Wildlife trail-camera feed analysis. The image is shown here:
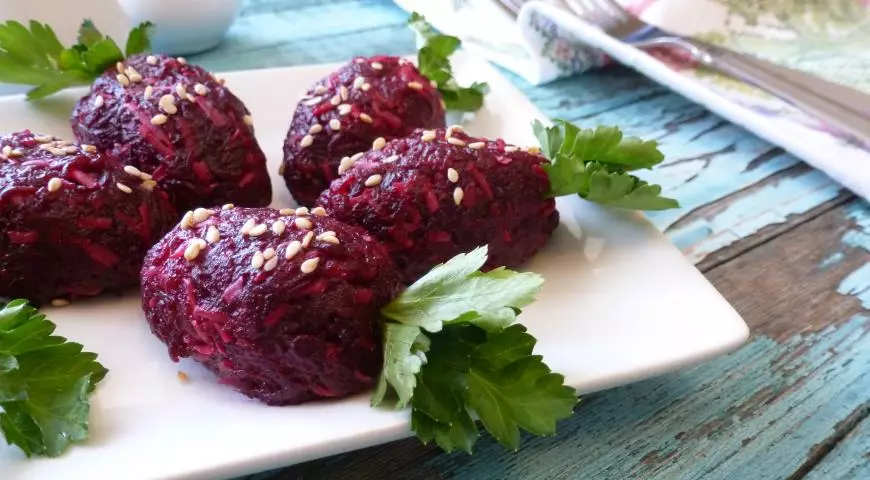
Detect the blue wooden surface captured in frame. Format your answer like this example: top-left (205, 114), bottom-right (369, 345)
top-left (186, 0), bottom-right (870, 478)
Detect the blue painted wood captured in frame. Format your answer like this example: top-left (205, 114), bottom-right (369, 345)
top-left (805, 415), bottom-right (870, 480)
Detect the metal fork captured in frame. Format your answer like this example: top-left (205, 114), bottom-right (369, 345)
top-left (500, 0), bottom-right (870, 147)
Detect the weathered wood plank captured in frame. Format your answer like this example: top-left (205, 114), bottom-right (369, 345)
top-left (804, 414), bottom-right (870, 480)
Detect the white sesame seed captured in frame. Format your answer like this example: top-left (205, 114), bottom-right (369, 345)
top-left (240, 218), bottom-right (256, 235)
top-left (116, 183), bottom-right (133, 194)
top-left (263, 256), bottom-right (279, 272)
top-left (263, 247), bottom-right (276, 260)
top-left (300, 135), bottom-right (314, 148)
top-left (371, 61), bottom-right (383, 70)
top-left (430, 80), bottom-right (438, 88)
top-left (151, 114), bottom-right (168, 126)
top-left (146, 55), bottom-right (158, 65)
top-left (116, 74), bottom-right (130, 86)
top-left (187, 93), bottom-right (197, 102)
top-left (330, 95), bottom-right (341, 106)
top-left (300, 257), bottom-right (320, 274)
top-left (129, 73), bottom-right (143, 83)
top-left (174, 84), bottom-right (187, 98)
top-left (242, 115), bottom-right (253, 126)
top-left (304, 96), bottom-right (322, 106)
top-left (440, 99), bottom-right (447, 109)
top-left (355, 58), bottom-right (366, 64)
top-left (124, 165), bottom-right (143, 177)
top-left (313, 85), bottom-right (328, 95)
top-left (450, 124), bottom-right (464, 133)
top-left (383, 155), bottom-right (399, 163)
top-left (144, 85), bottom-right (154, 100)
top-left (139, 171), bottom-right (153, 180)
top-left (285, 240), bottom-right (302, 259)
top-left (309, 124), bottom-right (323, 134)
top-left (421, 131), bottom-right (436, 142)
top-left (447, 137), bottom-right (467, 147)
top-left (177, 57), bottom-right (187, 65)
top-left (407, 81), bottom-right (423, 90)
top-left (126, 66), bottom-right (141, 80)
top-left (47, 177), bottom-right (63, 192)
top-left (504, 146), bottom-right (519, 153)
top-left (353, 76), bottom-right (366, 88)
top-left (193, 238), bottom-right (207, 249)
top-left (248, 223), bottom-right (268, 237)
top-left (180, 211), bottom-right (195, 229)
top-left (140, 179), bottom-right (157, 191)
top-left (365, 174), bottom-right (383, 187)
top-left (302, 231), bottom-right (315, 247)
top-left (251, 251), bottom-right (265, 269)
top-left (159, 94), bottom-right (178, 115)
top-left (338, 156), bottom-right (354, 175)
top-left (311, 206), bottom-right (327, 217)
top-left (49, 148), bottom-right (66, 156)
top-left (295, 206), bottom-right (310, 216)
top-left (222, 203), bottom-right (234, 210)
top-left (527, 146), bottom-right (541, 154)
top-left (50, 298), bottom-right (70, 307)
top-left (340, 86), bottom-right (349, 101)
top-left (469, 142), bottom-right (486, 150)
top-left (271, 220), bottom-right (286, 235)
top-left (321, 235), bottom-right (340, 245)
top-left (184, 242), bottom-right (201, 261)
top-left (316, 231), bottom-right (337, 240)
top-left (447, 168), bottom-right (459, 183)
top-left (359, 113), bottom-right (373, 124)
top-left (453, 187), bottom-right (464, 206)
top-left (372, 137), bottom-right (386, 151)
top-left (361, 83), bottom-right (371, 91)
top-left (295, 217), bottom-right (313, 229)
top-left (278, 163), bottom-right (286, 175)
top-left (206, 225), bottom-right (221, 243)
top-left (194, 83), bottom-right (209, 96)
top-left (279, 208), bottom-right (294, 215)
top-left (82, 144), bottom-right (97, 153)
top-left (192, 208), bottom-right (214, 223)
top-left (9, 148), bottom-right (22, 157)
top-left (34, 135), bottom-right (53, 143)
top-left (116, 62), bottom-right (125, 73)
top-left (2, 145), bottom-right (11, 157)
top-left (351, 152), bottom-right (365, 162)
top-left (63, 146), bottom-right (78, 154)
top-left (329, 119), bottom-right (341, 131)
top-left (338, 104), bottom-right (352, 116)
top-left (94, 95), bottom-right (105, 108)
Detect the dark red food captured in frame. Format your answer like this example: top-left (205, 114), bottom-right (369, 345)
top-left (71, 54), bottom-right (271, 212)
top-left (141, 206), bottom-right (403, 405)
top-left (281, 55), bottom-right (446, 206)
top-left (317, 128), bottom-right (559, 283)
top-left (0, 131), bottom-right (177, 304)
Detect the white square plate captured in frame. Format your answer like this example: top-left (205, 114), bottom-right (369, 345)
top-left (0, 52), bottom-right (749, 480)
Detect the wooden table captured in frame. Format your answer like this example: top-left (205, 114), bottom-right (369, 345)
top-left (191, 1), bottom-right (870, 478)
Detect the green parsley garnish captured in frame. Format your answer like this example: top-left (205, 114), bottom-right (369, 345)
top-left (373, 247), bottom-right (577, 452)
top-left (0, 19), bottom-right (154, 100)
top-left (533, 119), bottom-right (680, 210)
top-left (0, 300), bottom-right (107, 457)
top-left (408, 13), bottom-right (488, 113)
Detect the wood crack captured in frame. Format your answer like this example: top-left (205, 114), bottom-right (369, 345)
top-left (787, 401), bottom-right (870, 479)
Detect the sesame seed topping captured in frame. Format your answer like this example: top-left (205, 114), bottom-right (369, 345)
top-left (311, 206), bottom-right (327, 217)
top-left (63, 146), bottom-right (78, 154)
top-left (447, 168), bottom-right (459, 183)
top-left (407, 81), bottom-right (423, 90)
top-left (469, 142), bottom-right (486, 149)
top-left (1, 146), bottom-right (10, 157)
top-left (194, 83), bottom-right (209, 95)
top-left (144, 85), bottom-right (154, 100)
top-left (47, 177), bottom-right (63, 192)
top-left (263, 247), bottom-right (276, 260)
top-left (49, 148), bottom-right (66, 156)
top-left (175, 85), bottom-right (187, 99)
top-left (338, 157), bottom-right (354, 175)
top-left (322, 236), bottom-right (340, 245)
top-left (295, 206), bottom-right (310, 216)
top-left (279, 208), bottom-right (294, 215)
top-left (430, 80), bottom-right (438, 88)
top-left (340, 86), bottom-right (349, 101)
top-left (313, 85), bottom-right (328, 95)
top-left (51, 298), bottom-right (70, 307)
top-left (365, 174), bottom-right (383, 187)
top-left (141, 180), bottom-right (157, 191)
top-left (355, 58), bottom-right (366, 64)
top-left (124, 165), bottom-right (143, 177)
top-left (285, 241), bottom-right (302, 259)
top-left (180, 211), bottom-right (195, 229)
top-left (383, 155), bottom-right (399, 163)
top-left (271, 220), bottom-right (286, 235)
top-left (527, 146), bottom-right (541, 154)
top-left (359, 113), bottom-right (373, 124)
top-left (504, 146), bottom-right (519, 153)
top-left (240, 218), bottom-right (256, 235)
top-left (126, 67), bottom-right (142, 83)
top-left (330, 95), bottom-right (341, 106)
top-left (116, 74), bottom-right (130, 86)
top-left (372, 137), bottom-right (386, 151)
top-left (447, 137), bottom-right (467, 147)
top-left (151, 114), bottom-right (168, 126)
top-left (34, 135), bottom-right (53, 143)
top-left (361, 83), bottom-right (371, 91)
top-left (421, 131), bottom-right (436, 142)
top-left (206, 225), bottom-right (221, 243)
top-left (177, 57), bottom-right (187, 65)
top-left (82, 144), bottom-right (97, 153)
top-left (295, 217), bottom-right (313, 229)
top-left (192, 208), bottom-right (214, 223)
top-left (440, 99), bottom-right (447, 109)
top-left (243, 115), bottom-right (253, 125)
top-left (309, 124), bottom-right (323, 134)
top-left (351, 152), bottom-right (365, 161)
top-left (454, 187), bottom-right (464, 205)
top-left (263, 256), bottom-right (279, 272)
top-left (248, 223), bottom-right (268, 237)
top-left (300, 257), bottom-right (320, 274)
top-left (371, 61), bottom-right (383, 70)
top-left (184, 242), bottom-right (201, 261)
top-left (300, 135), bottom-right (314, 148)
top-left (159, 94), bottom-right (178, 114)
top-left (177, 371), bottom-right (189, 382)
top-left (301, 231), bottom-right (315, 247)
top-left (116, 183), bottom-right (133, 194)
top-left (187, 93), bottom-right (197, 102)
top-left (353, 76), bottom-right (366, 88)
top-left (139, 171), bottom-right (153, 180)
top-left (94, 95), bottom-right (104, 108)
top-left (146, 55), bottom-right (158, 65)
top-left (251, 251), bottom-right (265, 269)
top-left (222, 203), bottom-right (234, 210)
top-left (303, 96), bottom-right (322, 106)
top-left (278, 163), bottom-right (286, 175)
top-left (316, 231), bottom-right (337, 240)
top-left (338, 104), bottom-right (352, 115)
top-left (329, 119), bottom-right (341, 131)
top-left (116, 62), bottom-right (125, 73)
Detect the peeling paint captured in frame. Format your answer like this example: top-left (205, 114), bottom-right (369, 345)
top-left (820, 252), bottom-right (846, 270)
top-left (835, 201), bottom-right (870, 308)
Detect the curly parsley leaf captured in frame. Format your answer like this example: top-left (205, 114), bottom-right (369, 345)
top-left (373, 247), bottom-right (576, 453)
top-left (0, 19), bottom-right (153, 100)
top-left (533, 119), bottom-right (679, 210)
top-left (0, 300), bottom-right (107, 457)
top-left (408, 12), bottom-right (488, 112)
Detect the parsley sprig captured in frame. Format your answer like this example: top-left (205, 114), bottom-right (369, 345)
top-left (0, 19), bottom-right (154, 100)
top-left (533, 119), bottom-right (679, 210)
top-left (373, 247), bottom-right (577, 452)
top-left (408, 13), bottom-right (488, 113)
top-left (0, 300), bottom-right (107, 457)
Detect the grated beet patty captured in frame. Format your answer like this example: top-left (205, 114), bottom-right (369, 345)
top-left (140, 206), bottom-right (403, 405)
top-left (0, 131), bottom-right (177, 304)
top-left (71, 54), bottom-right (271, 212)
top-left (281, 55), bottom-right (445, 206)
top-left (317, 127), bottom-right (559, 283)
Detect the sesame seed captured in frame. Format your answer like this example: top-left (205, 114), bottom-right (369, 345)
top-left (421, 131), bottom-right (436, 142)
top-left (51, 298), bottom-right (70, 307)
top-left (6, 148), bottom-right (19, 158)
top-left (430, 79), bottom-right (438, 88)
top-left (338, 157), bottom-right (354, 175)
top-left (351, 152), bottom-right (365, 162)
top-left (141, 180), bottom-right (157, 191)
top-left (300, 135), bottom-right (314, 148)
top-left (271, 220), bottom-right (286, 236)
top-left (295, 206), bottom-right (310, 216)
top-left (527, 146), bottom-right (541, 154)
top-left (469, 142), bottom-right (486, 149)
top-left (116, 74), bottom-right (130, 86)
top-left (440, 99), bottom-right (447, 109)
top-left (330, 95), bottom-right (341, 106)
top-left (206, 225), bottom-right (220, 243)
top-left (159, 95), bottom-right (178, 115)
top-left (187, 93), bottom-right (197, 102)
top-left (321, 235), bottom-right (340, 245)
top-left (34, 135), bottom-right (53, 143)
top-left (301, 231), bottom-right (314, 247)
top-left (295, 217), bottom-right (313, 229)
top-left (447, 168), bottom-right (459, 183)
top-left (177, 57), bottom-right (187, 64)
top-left (151, 114), bottom-right (168, 125)
top-left (450, 124), bottom-right (464, 133)
top-left (311, 206), bottom-right (327, 217)
top-left (240, 218), bottom-right (256, 235)
top-left (340, 86), bottom-right (349, 101)
top-left (304, 97), bottom-right (322, 106)
top-left (263, 256), bottom-right (279, 272)
top-left (184, 242), bottom-right (201, 261)
top-left (365, 174), bottom-right (383, 187)
top-left (285, 240), bottom-right (302, 259)
top-left (371, 61), bottom-right (383, 70)
top-left (504, 146), bottom-right (519, 153)
top-left (116, 62), bottom-right (125, 73)
top-left (447, 137), bottom-right (467, 147)
top-left (63, 146), bottom-right (78, 154)
top-left (383, 155), bottom-right (399, 163)
top-left (361, 83), bottom-right (371, 91)
top-left (453, 187), bottom-right (464, 206)
top-left (139, 172), bottom-right (153, 180)
top-left (338, 104), bottom-right (352, 115)
top-left (49, 148), bottom-right (66, 156)
top-left (47, 177), bottom-right (63, 192)
top-left (279, 208), bottom-right (294, 215)
top-left (124, 165), bottom-right (143, 177)
top-left (251, 251), bottom-right (265, 269)
top-left (144, 85), bottom-right (154, 100)
top-left (248, 223), bottom-right (268, 237)
top-left (94, 95), bottom-right (105, 108)
top-left (329, 119), bottom-right (341, 131)
top-left (309, 124), bottom-right (323, 134)
top-left (192, 208), bottom-right (214, 223)
top-left (180, 211), bottom-right (195, 229)
top-left (174, 84), bottom-right (187, 98)
top-left (82, 144), bottom-right (97, 153)
top-left (243, 115), bottom-right (253, 126)
top-left (300, 257), bottom-right (320, 274)
top-left (316, 231), bottom-right (337, 240)
top-left (194, 83), bottom-right (209, 95)
top-left (146, 55), bottom-right (158, 65)
top-left (372, 137), bottom-right (386, 151)
top-left (126, 66), bottom-right (142, 82)
top-left (263, 247), bottom-right (276, 260)
top-left (407, 81), bottom-right (423, 90)
top-left (222, 203), bottom-right (235, 210)
top-left (353, 76), bottom-right (366, 88)
top-left (177, 371), bottom-right (189, 382)
top-left (359, 113), bottom-right (373, 124)
top-left (116, 183), bottom-right (133, 194)
top-left (278, 163), bottom-right (286, 175)
top-left (355, 58), bottom-right (366, 64)
top-left (1, 146), bottom-right (11, 157)
top-left (313, 85), bottom-right (328, 95)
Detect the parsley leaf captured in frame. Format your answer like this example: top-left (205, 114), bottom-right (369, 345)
top-left (373, 247), bottom-right (577, 453)
top-left (0, 19), bottom-right (153, 100)
top-left (408, 13), bottom-right (488, 112)
top-left (0, 300), bottom-right (107, 457)
top-left (533, 119), bottom-right (680, 210)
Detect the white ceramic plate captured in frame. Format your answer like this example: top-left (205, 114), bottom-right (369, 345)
top-left (0, 52), bottom-right (749, 480)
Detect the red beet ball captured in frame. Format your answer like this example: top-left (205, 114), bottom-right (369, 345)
top-left (0, 131), bottom-right (177, 304)
top-left (317, 127), bottom-right (559, 283)
top-left (281, 55), bottom-right (446, 206)
top-left (71, 54), bottom-right (271, 212)
top-left (140, 206), bottom-right (403, 405)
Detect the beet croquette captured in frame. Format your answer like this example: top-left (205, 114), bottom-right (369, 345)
top-left (71, 54), bottom-right (271, 212)
top-left (0, 131), bottom-right (177, 304)
top-left (281, 55), bottom-right (446, 206)
top-left (140, 206), bottom-right (404, 405)
top-left (317, 127), bottom-right (559, 283)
